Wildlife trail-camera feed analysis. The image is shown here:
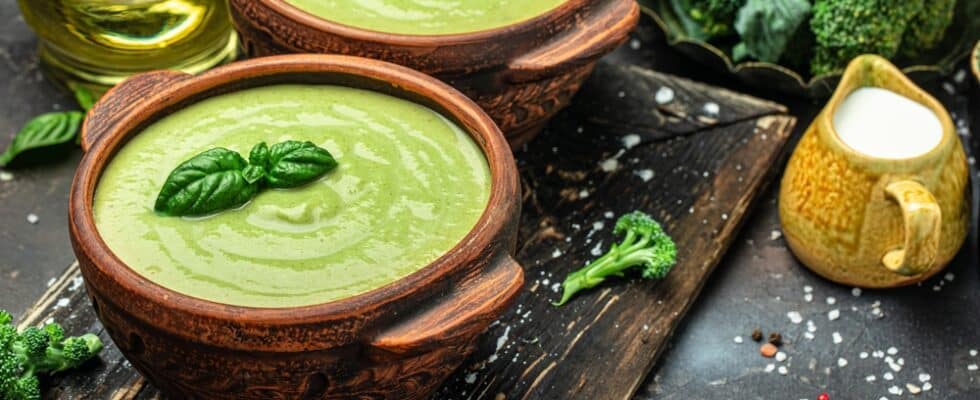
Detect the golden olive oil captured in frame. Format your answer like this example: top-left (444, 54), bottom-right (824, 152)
top-left (17, 0), bottom-right (237, 90)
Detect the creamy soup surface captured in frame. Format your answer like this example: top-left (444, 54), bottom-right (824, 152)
top-left (94, 84), bottom-right (490, 308)
top-left (285, 0), bottom-right (566, 35)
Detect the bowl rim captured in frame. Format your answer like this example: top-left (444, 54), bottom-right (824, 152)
top-left (251, 0), bottom-right (588, 45)
top-left (70, 55), bottom-right (519, 327)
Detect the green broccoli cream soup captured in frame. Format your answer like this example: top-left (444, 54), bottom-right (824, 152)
top-left (284, 0), bottom-right (566, 35)
top-left (93, 85), bottom-right (491, 308)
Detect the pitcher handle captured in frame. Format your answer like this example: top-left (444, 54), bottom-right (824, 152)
top-left (882, 180), bottom-right (941, 276)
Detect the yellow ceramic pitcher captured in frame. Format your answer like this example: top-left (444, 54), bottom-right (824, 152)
top-left (779, 55), bottom-right (970, 288)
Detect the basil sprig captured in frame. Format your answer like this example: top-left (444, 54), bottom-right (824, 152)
top-left (0, 111), bottom-right (83, 167)
top-left (0, 85), bottom-right (101, 167)
top-left (154, 140), bottom-right (338, 217)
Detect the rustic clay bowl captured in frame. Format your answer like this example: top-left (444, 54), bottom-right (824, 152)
top-left (228, 0), bottom-right (639, 146)
top-left (69, 55), bottom-right (523, 399)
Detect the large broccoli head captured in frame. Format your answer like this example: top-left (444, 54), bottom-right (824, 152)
top-left (810, 0), bottom-right (924, 76)
top-left (901, 0), bottom-right (956, 58)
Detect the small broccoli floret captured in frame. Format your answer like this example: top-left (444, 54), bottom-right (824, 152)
top-left (809, 0), bottom-right (923, 76)
top-left (901, 0), bottom-right (956, 58)
top-left (554, 211), bottom-right (678, 306)
top-left (0, 310), bottom-right (103, 399)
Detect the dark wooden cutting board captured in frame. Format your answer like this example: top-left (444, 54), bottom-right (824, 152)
top-left (15, 60), bottom-right (794, 399)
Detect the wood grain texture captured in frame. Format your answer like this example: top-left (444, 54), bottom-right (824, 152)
top-left (24, 60), bottom-right (793, 399)
top-left (228, 0), bottom-right (638, 146)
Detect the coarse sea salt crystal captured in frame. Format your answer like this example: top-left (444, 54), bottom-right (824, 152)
top-left (807, 320), bottom-right (817, 333)
top-left (604, 211), bottom-right (615, 219)
top-left (923, 382), bottom-right (932, 391)
top-left (655, 87), bottom-right (674, 104)
top-left (600, 158), bottom-right (619, 172)
top-left (884, 372), bottom-right (894, 380)
top-left (832, 332), bottom-right (842, 344)
top-left (888, 386), bottom-right (903, 395)
top-left (621, 134), bottom-right (641, 149)
top-left (804, 285), bottom-right (813, 293)
top-left (465, 373), bottom-right (477, 384)
top-left (775, 352), bottom-right (787, 362)
top-left (866, 375), bottom-right (876, 382)
top-left (0, 171), bottom-right (12, 181)
top-left (804, 332), bottom-right (815, 340)
top-left (828, 309), bottom-right (840, 321)
top-left (804, 293), bottom-right (813, 302)
top-left (552, 249), bottom-right (562, 258)
top-left (907, 383), bottom-right (921, 394)
top-left (787, 311), bottom-right (803, 324)
top-left (968, 364), bottom-right (978, 371)
top-left (826, 297), bottom-right (837, 305)
top-left (734, 336), bottom-right (743, 344)
top-left (945, 272), bottom-right (955, 281)
top-left (887, 347), bottom-right (898, 355)
top-left (764, 364), bottom-right (775, 373)
top-left (635, 169), bottom-right (654, 182)
top-left (629, 38), bottom-right (641, 50)
top-left (777, 366), bottom-right (788, 375)
top-left (838, 358), bottom-right (848, 367)
top-left (26, 213), bottom-right (39, 224)
top-left (860, 352), bottom-right (869, 359)
top-left (703, 102), bottom-right (720, 116)
top-left (852, 288), bottom-right (862, 297)
top-left (919, 373), bottom-right (931, 382)
top-left (970, 349), bottom-right (977, 357)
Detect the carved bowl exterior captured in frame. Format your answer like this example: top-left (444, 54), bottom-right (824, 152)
top-left (228, 0), bottom-right (640, 147)
top-left (68, 55), bottom-right (524, 399)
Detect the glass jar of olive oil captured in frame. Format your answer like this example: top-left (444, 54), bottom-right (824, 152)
top-left (17, 0), bottom-right (237, 91)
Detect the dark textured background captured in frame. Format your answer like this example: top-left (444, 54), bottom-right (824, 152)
top-left (2, 1), bottom-right (979, 398)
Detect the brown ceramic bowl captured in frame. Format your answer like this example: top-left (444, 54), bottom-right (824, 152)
top-left (229, 0), bottom-right (639, 146)
top-left (69, 55), bottom-right (523, 399)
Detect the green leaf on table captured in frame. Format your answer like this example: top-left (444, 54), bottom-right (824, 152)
top-left (732, 0), bottom-right (812, 63)
top-left (0, 111), bottom-right (83, 167)
top-left (153, 148), bottom-right (260, 217)
top-left (265, 140), bottom-right (338, 188)
top-left (72, 86), bottom-right (99, 111)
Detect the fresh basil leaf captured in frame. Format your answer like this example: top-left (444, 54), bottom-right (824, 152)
top-left (248, 142), bottom-right (270, 170)
top-left (154, 148), bottom-right (259, 217)
top-left (242, 165), bottom-right (266, 184)
top-left (72, 86), bottom-right (99, 111)
top-left (265, 140), bottom-right (337, 188)
top-left (0, 111), bottom-right (83, 167)
top-left (733, 0), bottom-right (812, 63)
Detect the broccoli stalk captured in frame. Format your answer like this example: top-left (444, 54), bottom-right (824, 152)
top-left (554, 211), bottom-right (677, 306)
top-left (0, 310), bottom-right (103, 400)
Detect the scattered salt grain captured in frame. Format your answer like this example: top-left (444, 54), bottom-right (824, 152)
top-left (807, 320), bottom-right (817, 333)
top-left (541, 279), bottom-right (550, 286)
top-left (775, 352), bottom-right (787, 362)
top-left (970, 349), bottom-right (977, 357)
top-left (549, 283), bottom-right (561, 292)
top-left (887, 347), bottom-right (898, 355)
top-left (860, 352), bottom-right (869, 359)
top-left (888, 386), bottom-right (903, 395)
top-left (655, 87), bottom-right (675, 104)
top-left (629, 38), bottom-right (641, 50)
top-left (943, 82), bottom-right (955, 95)
top-left (968, 364), bottom-right (978, 371)
top-left (579, 189), bottom-right (590, 198)
top-left (770, 230), bottom-right (782, 240)
top-left (832, 332), bottom-right (842, 344)
top-left (600, 158), bottom-right (619, 172)
top-left (0, 171), bottom-right (12, 181)
top-left (804, 285), bottom-right (813, 293)
top-left (552, 249), bottom-right (562, 258)
top-left (764, 364), bottom-right (775, 373)
top-left (907, 383), bottom-right (921, 394)
top-left (621, 134), bottom-right (641, 149)
top-left (787, 311), bottom-right (803, 324)
top-left (804, 293), bottom-right (813, 302)
top-left (884, 372), bottom-right (894, 380)
top-left (26, 213), bottom-right (39, 224)
top-left (828, 309), bottom-right (840, 321)
top-left (604, 211), bottom-right (615, 219)
top-left (954, 69), bottom-right (967, 83)
top-left (46, 277), bottom-right (56, 287)
top-left (922, 382), bottom-right (932, 391)
top-left (804, 332), bottom-right (815, 340)
top-left (703, 102), bottom-right (720, 116)
top-left (866, 375), bottom-right (876, 382)
top-left (933, 285), bottom-right (942, 292)
top-left (919, 373), bottom-right (931, 382)
top-left (465, 373), bottom-right (477, 384)
top-left (873, 350), bottom-right (885, 358)
top-left (838, 358), bottom-right (848, 367)
top-left (826, 297), bottom-right (837, 305)
top-left (590, 242), bottom-right (604, 256)
top-left (617, 91), bottom-right (626, 98)
top-left (635, 169), bottom-right (654, 182)
top-left (945, 272), bottom-right (955, 282)
top-left (734, 336), bottom-right (743, 344)
top-left (852, 288), bottom-right (862, 297)
top-left (777, 366), bottom-right (788, 375)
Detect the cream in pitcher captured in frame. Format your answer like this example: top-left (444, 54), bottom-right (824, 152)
top-left (779, 55), bottom-right (969, 288)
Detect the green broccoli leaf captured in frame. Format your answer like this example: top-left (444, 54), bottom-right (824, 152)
top-left (732, 0), bottom-right (812, 63)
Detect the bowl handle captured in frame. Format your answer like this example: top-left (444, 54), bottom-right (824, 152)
top-left (81, 70), bottom-right (193, 152)
top-left (370, 255), bottom-right (524, 355)
top-left (505, 0), bottom-right (639, 83)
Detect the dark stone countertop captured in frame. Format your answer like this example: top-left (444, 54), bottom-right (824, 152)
top-left (2, 2), bottom-right (979, 399)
